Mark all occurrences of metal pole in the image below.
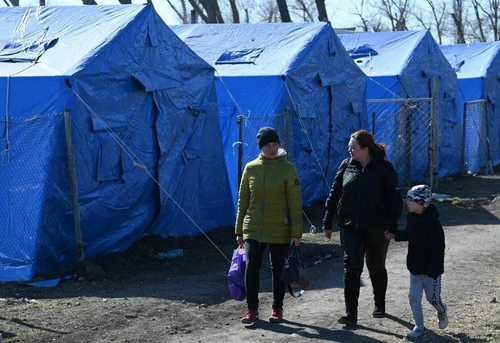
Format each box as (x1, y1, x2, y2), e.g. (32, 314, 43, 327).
(237, 114, 245, 187)
(64, 110, 84, 262)
(430, 78, 440, 189)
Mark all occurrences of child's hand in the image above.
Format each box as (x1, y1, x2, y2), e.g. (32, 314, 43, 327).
(384, 230, 395, 241)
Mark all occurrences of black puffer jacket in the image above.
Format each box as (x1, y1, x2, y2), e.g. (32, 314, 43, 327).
(396, 204, 445, 279)
(322, 157, 402, 233)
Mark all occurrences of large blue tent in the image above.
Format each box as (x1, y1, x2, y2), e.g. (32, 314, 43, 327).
(441, 42, 500, 173)
(339, 31, 463, 185)
(173, 23, 367, 208)
(0, 5, 233, 282)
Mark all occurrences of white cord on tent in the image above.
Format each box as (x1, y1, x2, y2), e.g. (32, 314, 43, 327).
(71, 89, 232, 264)
(283, 81, 329, 188)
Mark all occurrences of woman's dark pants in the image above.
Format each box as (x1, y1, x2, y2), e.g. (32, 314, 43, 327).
(341, 228, 389, 319)
(244, 239, 289, 312)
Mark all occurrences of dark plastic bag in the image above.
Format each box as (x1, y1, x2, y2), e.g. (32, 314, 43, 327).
(281, 245, 307, 297)
(227, 249, 246, 301)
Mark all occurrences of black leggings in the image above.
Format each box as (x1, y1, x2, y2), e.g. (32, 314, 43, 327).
(244, 239, 289, 311)
(341, 228, 389, 318)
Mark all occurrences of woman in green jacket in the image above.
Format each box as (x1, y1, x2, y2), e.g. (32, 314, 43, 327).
(235, 127, 303, 325)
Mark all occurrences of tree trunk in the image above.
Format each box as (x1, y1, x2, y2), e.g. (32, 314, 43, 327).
(229, 0, 240, 23)
(199, 0, 224, 23)
(39, 0, 46, 5)
(188, 0, 209, 23)
(191, 9, 198, 23)
(277, 0, 292, 22)
(451, 0, 466, 43)
(9, 0, 19, 5)
(245, 8, 250, 23)
(118, 0, 132, 3)
(315, 0, 328, 22)
(472, 0, 487, 42)
(82, 0, 97, 4)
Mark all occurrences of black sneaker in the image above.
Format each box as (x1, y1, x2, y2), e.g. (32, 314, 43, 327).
(338, 315, 357, 326)
(372, 307, 386, 318)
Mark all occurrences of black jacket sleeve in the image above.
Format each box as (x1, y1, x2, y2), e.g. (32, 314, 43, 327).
(428, 220, 445, 279)
(382, 162, 403, 234)
(322, 159, 348, 231)
(395, 225, 409, 241)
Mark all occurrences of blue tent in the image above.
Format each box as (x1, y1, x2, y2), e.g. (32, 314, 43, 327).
(0, 5, 233, 282)
(339, 31, 463, 185)
(441, 42, 500, 173)
(173, 23, 367, 208)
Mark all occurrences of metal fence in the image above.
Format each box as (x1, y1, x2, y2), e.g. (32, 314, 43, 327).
(463, 100, 494, 174)
(367, 97, 437, 188)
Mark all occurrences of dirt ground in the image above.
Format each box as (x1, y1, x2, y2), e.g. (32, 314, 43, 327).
(0, 174, 499, 343)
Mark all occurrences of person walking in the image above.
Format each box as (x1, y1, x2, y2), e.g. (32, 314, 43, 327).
(235, 127, 303, 325)
(395, 185, 448, 339)
(322, 130, 402, 326)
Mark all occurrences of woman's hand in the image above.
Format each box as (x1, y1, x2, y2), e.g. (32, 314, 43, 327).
(324, 229, 332, 240)
(291, 238, 301, 246)
(236, 236, 244, 249)
(384, 230, 395, 241)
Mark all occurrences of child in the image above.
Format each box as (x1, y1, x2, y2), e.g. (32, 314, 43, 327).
(396, 185, 448, 339)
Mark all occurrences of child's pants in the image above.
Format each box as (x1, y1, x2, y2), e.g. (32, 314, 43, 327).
(409, 274, 446, 328)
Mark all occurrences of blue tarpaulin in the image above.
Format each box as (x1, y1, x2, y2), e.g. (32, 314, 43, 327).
(0, 5, 233, 282)
(441, 42, 500, 173)
(339, 31, 463, 185)
(173, 23, 367, 208)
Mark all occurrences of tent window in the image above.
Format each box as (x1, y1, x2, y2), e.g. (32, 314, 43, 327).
(215, 48, 264, 65)
(0, 29, 58, 63)
(347, 44, 378, 59)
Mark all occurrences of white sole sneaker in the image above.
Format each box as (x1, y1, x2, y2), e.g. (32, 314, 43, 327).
(407, 326, 425, 339)
(438, 311, 448, 329)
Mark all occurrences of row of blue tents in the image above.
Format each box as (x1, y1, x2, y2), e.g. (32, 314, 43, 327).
(0, 3, 498, 282)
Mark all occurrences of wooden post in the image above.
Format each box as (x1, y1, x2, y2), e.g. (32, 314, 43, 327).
(430, 78, 440, 189)
(64, 110, 84, 262)
(237, 114, 245, 188)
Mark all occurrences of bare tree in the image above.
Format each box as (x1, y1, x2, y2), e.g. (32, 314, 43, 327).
(166, 0, 189, 24)
(471, 0, 488, 41)
(315, 0, 328, 21)
(473, 0, 499, 41)
(291, 0, 316, 22)
(258, 0, 280, 22)
(188, 0, 224, 23)
(377, 0, 412, 31)
(414, 0, 448, 44)
(451, 0, 466, 43)
(229, 0, 240, 23)
(277, 0, 292, 22)
(353, 0, 387, 32)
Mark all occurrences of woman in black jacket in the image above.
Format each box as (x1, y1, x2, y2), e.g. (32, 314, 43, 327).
(322, 130, 402, 326)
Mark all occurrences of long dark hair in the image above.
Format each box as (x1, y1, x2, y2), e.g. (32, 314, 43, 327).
(351, 130, 386, 160)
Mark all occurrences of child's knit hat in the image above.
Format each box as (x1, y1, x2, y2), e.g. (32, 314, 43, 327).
(407, 184, 432, 207)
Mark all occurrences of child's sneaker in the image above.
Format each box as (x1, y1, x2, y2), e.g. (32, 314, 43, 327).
(407, 325, 425, 339)
(437, 307, 448, 329)
(241, 310, 258, 324)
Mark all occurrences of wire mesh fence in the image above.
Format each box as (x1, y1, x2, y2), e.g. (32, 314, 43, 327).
(367, 98, 436, 188)
(463, 100, 494, 174)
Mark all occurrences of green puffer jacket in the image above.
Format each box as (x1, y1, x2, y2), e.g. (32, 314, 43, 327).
(235, 151, 303, 244)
